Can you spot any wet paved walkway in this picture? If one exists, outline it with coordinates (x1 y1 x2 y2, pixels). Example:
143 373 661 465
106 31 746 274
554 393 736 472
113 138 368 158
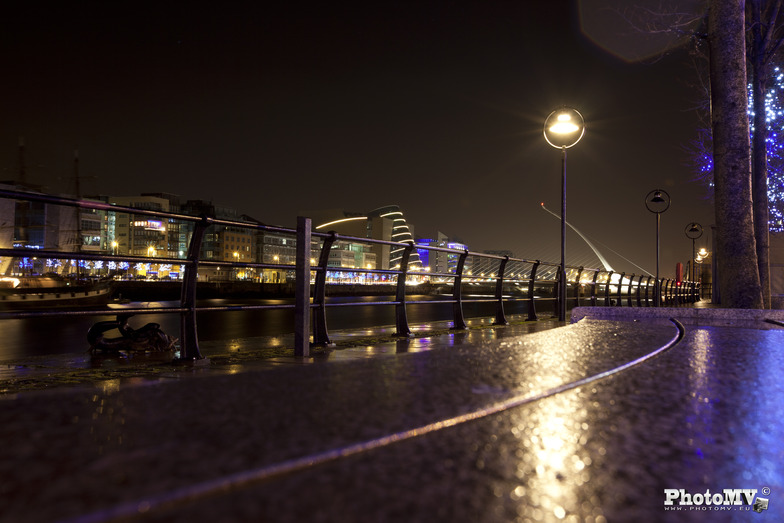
1 308 783 522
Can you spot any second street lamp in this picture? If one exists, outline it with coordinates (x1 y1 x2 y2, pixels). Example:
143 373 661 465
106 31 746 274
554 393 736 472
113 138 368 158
544 107 585 321
645 190 671 307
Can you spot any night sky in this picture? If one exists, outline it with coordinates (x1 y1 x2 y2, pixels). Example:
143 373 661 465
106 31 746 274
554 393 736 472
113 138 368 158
1 1 714 277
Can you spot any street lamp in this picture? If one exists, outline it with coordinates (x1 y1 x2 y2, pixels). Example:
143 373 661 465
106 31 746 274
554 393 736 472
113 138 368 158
544 106 585 321
684 222 703 283
645 189 671 306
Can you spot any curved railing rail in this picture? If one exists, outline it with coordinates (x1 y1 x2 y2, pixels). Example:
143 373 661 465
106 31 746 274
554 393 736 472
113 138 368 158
0 189 699 361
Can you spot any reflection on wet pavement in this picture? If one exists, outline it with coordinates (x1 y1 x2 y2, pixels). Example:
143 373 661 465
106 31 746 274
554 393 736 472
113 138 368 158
0 318 782 522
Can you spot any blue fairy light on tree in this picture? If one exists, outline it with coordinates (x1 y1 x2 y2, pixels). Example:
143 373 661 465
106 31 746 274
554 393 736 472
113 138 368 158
760 67 784 232
693 66 784 233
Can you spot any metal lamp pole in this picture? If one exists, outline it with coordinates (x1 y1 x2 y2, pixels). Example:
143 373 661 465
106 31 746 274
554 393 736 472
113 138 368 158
685 222 703 283
544 107 585 321
560 146 566 321
645 190 671 307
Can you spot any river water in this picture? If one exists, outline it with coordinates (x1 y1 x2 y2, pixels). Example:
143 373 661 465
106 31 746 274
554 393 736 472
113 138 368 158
0 295 541 362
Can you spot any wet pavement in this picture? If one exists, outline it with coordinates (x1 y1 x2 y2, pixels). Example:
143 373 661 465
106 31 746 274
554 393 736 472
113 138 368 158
1 308 783 522
0 316 562 392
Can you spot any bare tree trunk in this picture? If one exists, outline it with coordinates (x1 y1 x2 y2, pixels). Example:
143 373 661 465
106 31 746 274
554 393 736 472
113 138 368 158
750 52 771 307
709 0 764 308
746 0 784 308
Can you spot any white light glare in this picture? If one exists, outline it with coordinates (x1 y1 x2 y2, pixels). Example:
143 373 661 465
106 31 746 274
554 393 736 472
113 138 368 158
549 113 579 134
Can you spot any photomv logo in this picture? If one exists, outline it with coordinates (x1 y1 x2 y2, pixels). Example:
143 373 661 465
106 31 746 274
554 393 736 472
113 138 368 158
664 489 768 512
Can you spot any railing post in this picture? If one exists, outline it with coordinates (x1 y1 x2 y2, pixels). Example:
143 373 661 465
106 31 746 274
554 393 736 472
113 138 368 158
645 276 653 307
660 278 666 306
178 215 209 362
493 256 509 325
527 261 540 321
590 270 600 306
636 274 644 307
452 249 468 330
294 217 312 357
395 244 413 336
312 232 336 345
626 273 634 307
554 265 563 317
573 267 583 308
616 272 625 307
604 271 614 306
664 279 672 305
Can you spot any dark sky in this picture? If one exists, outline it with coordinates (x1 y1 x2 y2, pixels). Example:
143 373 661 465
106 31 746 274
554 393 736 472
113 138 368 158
1 1 714 277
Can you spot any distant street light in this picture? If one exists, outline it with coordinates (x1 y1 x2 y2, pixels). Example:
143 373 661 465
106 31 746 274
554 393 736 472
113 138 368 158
696 247 710 298
645 190 671 306
684 222 703 283
544 107 585 321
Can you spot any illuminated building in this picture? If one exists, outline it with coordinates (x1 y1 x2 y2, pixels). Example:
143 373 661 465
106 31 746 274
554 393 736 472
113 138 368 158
0 184 13 275
367 206 422 271
0 182 106 276
109 195 179 258
307 205 422 271
181 200 258 281
416 232 470 277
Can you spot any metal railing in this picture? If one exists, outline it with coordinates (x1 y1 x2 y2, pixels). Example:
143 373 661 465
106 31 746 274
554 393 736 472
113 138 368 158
0 189 699 361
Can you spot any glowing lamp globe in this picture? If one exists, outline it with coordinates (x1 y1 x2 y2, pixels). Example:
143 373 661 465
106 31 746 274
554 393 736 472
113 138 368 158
543 107 585 149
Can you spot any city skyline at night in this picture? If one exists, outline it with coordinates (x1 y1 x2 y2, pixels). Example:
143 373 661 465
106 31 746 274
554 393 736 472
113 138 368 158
1 1 716 276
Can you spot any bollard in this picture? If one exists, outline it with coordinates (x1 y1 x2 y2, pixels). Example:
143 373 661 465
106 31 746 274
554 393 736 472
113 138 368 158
294 217 312 357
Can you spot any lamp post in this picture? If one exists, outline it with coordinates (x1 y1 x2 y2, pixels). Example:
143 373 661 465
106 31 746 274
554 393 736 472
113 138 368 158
684 222 703 283
544 107 585 321
645 190 671 306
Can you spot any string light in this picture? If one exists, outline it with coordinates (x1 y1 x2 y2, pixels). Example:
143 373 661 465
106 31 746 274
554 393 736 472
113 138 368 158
694 66 784 231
